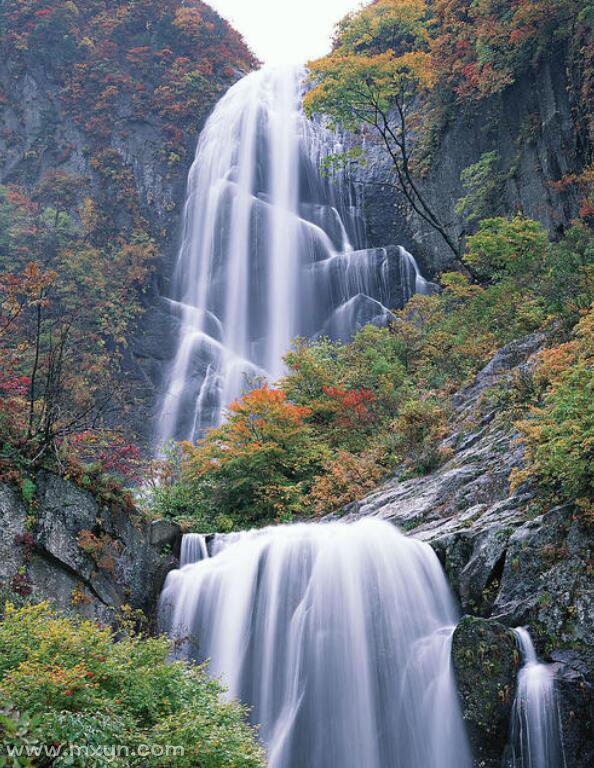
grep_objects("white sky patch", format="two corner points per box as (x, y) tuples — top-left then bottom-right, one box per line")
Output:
(207, 0), (365, 66)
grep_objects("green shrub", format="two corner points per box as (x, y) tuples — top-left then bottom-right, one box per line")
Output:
(0, 603), (265, 768)
(514, 308), (594, 517)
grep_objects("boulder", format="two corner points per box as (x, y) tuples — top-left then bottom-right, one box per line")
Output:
(452, 616), (520, 768)
(0, 471), (178, 626)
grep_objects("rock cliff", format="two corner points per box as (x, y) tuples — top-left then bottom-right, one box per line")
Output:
(0, 471), (180, 625)
(361, 46), (589, 276)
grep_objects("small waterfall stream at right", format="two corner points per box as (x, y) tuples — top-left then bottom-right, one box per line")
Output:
(507, 627), (566, 768)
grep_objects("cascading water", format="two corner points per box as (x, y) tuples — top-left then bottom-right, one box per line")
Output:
(157, 66), (434, 445)
(508, 627), (566, 768)
(159, 519), (472, 768)
(179, 533), (209, 567)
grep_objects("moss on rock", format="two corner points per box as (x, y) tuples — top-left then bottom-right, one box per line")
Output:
(452, 616), (520, 768)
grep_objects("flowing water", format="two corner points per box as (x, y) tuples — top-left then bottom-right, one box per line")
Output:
(157, 66), (433, 445)
(179, 533), (209, 567)
(508, 627), (566, 768)
(159, 520), (472, 768)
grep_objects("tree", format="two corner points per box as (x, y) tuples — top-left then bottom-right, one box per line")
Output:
(182, 386), (327, 526)
(304, 0), (461, 258)
(0, 602), (265, 768)
(0, 181), (154, 470)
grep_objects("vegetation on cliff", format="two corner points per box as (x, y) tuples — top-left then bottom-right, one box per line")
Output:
(0, 0), (255, 490)
(304, 0), (593, 255)
(0, 0), (255, 171)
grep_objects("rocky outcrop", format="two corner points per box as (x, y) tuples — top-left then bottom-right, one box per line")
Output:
(361, 47), (588, 275)
(340, 332), (593, 765)
(0, 471), (180, 625)
(552, 651), (594, 768)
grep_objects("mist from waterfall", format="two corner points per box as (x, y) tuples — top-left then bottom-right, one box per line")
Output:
(156, 66), (433, 445)
(508, 627), (566, 768)
(159, 520), (472, 768)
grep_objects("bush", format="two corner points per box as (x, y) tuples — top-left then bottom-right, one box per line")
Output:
(0, 603), (265, 768)
(464, 215), (550, 283)
(310, 450), (387, 517)
(171, 386), (328, 528)
(514, 308), (594, 517)
(389, 398), (449, 475)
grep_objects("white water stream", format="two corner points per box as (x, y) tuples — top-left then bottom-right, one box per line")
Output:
(509, 627), (566, 768)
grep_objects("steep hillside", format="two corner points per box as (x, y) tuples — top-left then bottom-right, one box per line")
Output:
(363, 45), (590, 273)
(0, 0), (256, 445)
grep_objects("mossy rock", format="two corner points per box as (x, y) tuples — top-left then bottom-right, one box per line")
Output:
(452, 615), (520, 768)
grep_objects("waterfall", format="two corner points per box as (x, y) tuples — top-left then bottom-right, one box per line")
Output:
(508, 627), (566, 768)
(159, 520), (472, 768)
(157, 66), (433, 445)
(179, 533), (209, 567)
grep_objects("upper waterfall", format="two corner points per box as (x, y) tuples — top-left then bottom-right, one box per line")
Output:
(157, 66), (433, 445)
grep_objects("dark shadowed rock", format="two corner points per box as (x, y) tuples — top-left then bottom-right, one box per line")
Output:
(493, 506), (593, 655)
(359, 48), (588, 276)
(453, 616), (520, 768)
(552, 651), (594, 768)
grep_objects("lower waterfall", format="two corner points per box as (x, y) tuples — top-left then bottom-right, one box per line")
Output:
(159, 520), (472, 768)
(508, 628), (566, 768)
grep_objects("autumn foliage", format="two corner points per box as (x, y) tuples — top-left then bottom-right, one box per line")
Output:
(0, 0), (255, 162)
(513, 308), (594, 522)
(0, 1), (256, 486)
(0, 177), (153, 484)
(171, 386), (327, 527)
(0, 603), (265, 767)
(306, 1), (592, 258)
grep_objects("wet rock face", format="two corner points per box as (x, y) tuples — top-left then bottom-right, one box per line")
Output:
(452, 617), (520, 768)
(0, 471), (180, 625)
(552, 652), (594, 768)
(493, 507), (593, 653)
